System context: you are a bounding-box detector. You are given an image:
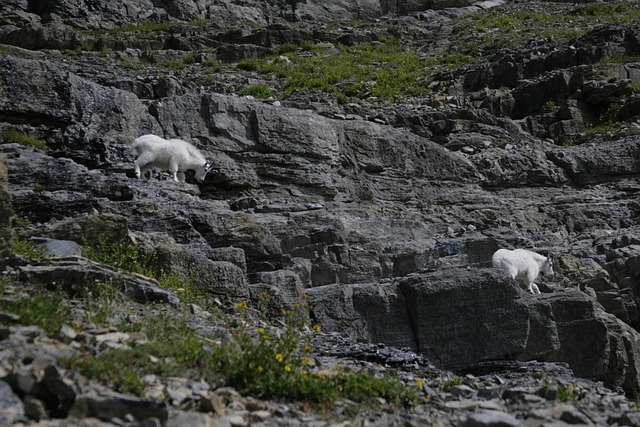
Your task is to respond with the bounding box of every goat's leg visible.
[135,153,155,179]
[168,158,180,182]
[176,171,186,182]
[529,282,541,294]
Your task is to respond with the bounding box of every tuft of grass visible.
[539,381,578,402]
[2,292,71,336]
[81,237,211,307]
[82,237,154,276]
[577,3,630,17]
[440,374,464,389]
[90,21,171,35]
[1,131,49,151]
[602,55,640,64]
[12,238,45,260]
[239,84,273,99]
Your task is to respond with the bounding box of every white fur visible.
[132,134,211,183]
[491,249,554,294]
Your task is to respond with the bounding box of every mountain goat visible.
[132,134,212,183]
[491,248,554,294]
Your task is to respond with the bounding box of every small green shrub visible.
[1,131,49,151]
[237,58,263,71]
[12,238,45,260]
[203,58,222,71]
[577,3,629,17]
[2,292,71,336]
[239,84,273,99]
[95,21,171,34]
[82,238,154,276]
[11,215,32,227]
[540,381,578,402]
[81,238,210,307]
[441,374,464,389]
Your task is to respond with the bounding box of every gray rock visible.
[30,237,83,257]
[23,395,48,421]
[70,392,169,423]
[0,158,11,259]
[461,410,522,427]
[16,256,180,305]
[0,379,24,424]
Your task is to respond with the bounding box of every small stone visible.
[200,390,226,415]
[244,397,267,412]
[94,332,130,344]
[224,414,247,427]
[461,410,522,427]
[558,407,593,425]
[450,384,475,398]
[54,324,77,344]
[0,312,20,323]
[251,410,271,422]
[444,400,479,411]
[478,387,500,400]
[166,410,222,427]
[24,395,48,421]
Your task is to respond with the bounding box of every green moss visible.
[1,131,49,151]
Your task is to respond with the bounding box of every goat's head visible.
[195,161,213,182]
[542,256,554,276]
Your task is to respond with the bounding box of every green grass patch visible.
[239,84,273,99]
[81,237,211,307]
[90,21,171,35]
[577,3,630,17]
[12,238,45,260]
[1,131,49,151]
[602,55,640,64]
[1,292,71,336]
[237,38,434,103]
[69,316,418,406]
[454,6,640,55]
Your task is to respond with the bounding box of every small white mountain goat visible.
[132,134,212,183]
[491,248,554,294]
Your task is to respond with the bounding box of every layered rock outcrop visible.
[3,0,640,405]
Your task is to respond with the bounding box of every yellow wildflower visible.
[312,324,321,332]
[284,365,292,372]
[304,345,312,352]
[416,379,424,389]
[257,366,264,373]
[256,327,265,334]
[235,301,247,309]
[302,357,312,365]
[275,353,284,363]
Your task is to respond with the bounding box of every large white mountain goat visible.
[132,134,212,183]
[491,248,554,294]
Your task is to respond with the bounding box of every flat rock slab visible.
[14,256,179,306]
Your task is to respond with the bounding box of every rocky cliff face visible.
[3,0,640,423]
